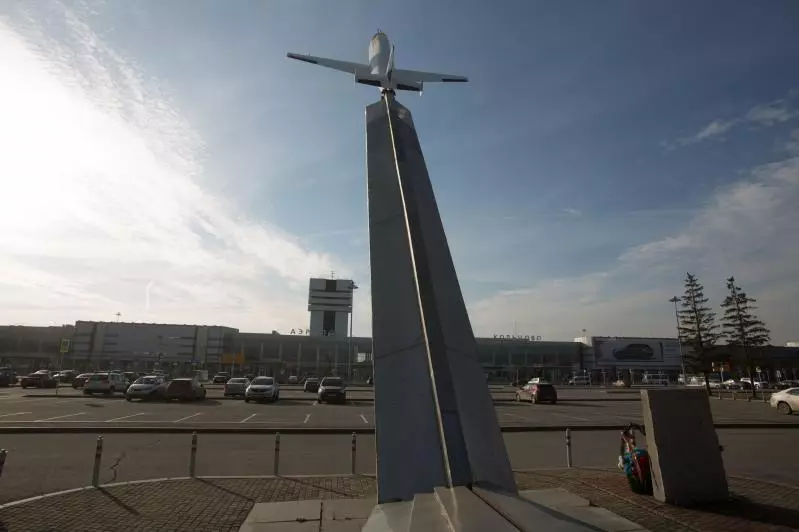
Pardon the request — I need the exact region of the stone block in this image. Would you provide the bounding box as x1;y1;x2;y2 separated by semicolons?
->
322;498;376;521
519;488;591;508
641;389;728;505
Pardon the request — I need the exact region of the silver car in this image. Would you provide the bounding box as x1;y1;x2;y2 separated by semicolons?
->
245;377;279;403
769;387;799;415
125;375;166;401
224;377;250;398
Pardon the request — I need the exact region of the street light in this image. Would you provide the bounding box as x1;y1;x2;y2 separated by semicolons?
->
348;281;359;380
669;296;688;385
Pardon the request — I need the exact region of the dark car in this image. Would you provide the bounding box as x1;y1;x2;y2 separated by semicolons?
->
515;382;557;404
212;372;231;384
317;377;346;404
164;378;207;401
56;370;76;383
20;372;58;389
304;377;320;393
0;367;16;387
775;380;799;390
612;343;655;361
72;373;93;389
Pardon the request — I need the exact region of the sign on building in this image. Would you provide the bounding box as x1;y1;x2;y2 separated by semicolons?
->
592;337;682;368
59;338;71;353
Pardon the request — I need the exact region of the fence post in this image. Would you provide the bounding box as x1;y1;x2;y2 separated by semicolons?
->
0;449;7;480
762;391;768;403
351;432;357;475
273;432;280;476
92;436;103;487
189;432;198;478
565;428;572;468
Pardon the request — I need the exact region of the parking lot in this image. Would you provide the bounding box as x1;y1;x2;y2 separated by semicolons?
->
0;384;796;429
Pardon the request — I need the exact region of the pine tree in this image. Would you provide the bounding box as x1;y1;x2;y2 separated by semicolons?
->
678;273;720;392
720;276;771;396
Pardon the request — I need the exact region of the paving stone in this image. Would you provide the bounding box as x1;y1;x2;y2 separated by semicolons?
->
322;498;376;521
245;500;321;523
519;488;592;508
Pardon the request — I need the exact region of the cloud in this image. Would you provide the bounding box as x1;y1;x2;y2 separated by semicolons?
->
0;3;347;332
468;152;799;344
562;208;582;217
674;93;799;146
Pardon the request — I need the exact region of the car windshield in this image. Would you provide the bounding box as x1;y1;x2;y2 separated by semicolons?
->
229;378;248;383
135;377;161;385
252;377;273;385
322;378;343;386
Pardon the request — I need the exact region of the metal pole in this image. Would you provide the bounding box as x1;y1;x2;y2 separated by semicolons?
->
92;436;103;487
189;432;198;477
565;428;572;468
0;449;7;479
351;432;357;474
273;432;280;476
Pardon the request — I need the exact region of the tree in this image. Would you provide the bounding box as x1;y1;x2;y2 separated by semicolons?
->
720;276;771;397
678;273;720;392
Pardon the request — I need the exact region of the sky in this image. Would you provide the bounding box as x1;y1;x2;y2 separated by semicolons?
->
1;0;798;344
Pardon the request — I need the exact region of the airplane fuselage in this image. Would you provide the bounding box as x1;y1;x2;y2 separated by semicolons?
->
368;32;392;77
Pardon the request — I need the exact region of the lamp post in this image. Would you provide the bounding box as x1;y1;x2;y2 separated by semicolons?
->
348;281;359;380
669;296;688;385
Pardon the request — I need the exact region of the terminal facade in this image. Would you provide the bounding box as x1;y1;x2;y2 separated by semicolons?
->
2;322;798;383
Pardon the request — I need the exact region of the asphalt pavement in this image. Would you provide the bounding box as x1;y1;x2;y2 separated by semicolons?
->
0;384;796;430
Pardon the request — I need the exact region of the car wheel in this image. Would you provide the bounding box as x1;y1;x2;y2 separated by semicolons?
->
83;390;91;395
551;400;557;405
777;402;793;415
531;395;538;404
106;387;114;395
274;394;279;402
245;398;250;403
125;396;132;402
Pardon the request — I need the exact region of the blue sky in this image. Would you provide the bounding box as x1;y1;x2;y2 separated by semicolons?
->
1;0;798;343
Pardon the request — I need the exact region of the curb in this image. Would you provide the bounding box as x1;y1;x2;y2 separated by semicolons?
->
0;422;797;434
18;394;643;403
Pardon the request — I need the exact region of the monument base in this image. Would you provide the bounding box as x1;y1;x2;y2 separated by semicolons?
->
642;389;729;505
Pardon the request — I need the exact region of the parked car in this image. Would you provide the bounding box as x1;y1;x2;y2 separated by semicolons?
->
740;378;764;390
515;382;558;404
642;374;669;386
123;372;137;385
769;388;799;415
224;377;250;397
56;370;77;383
287;375;299;384
0;367;16;387
304;377;320;393
317;377;346;404
72;373;93;389
567;376;590;386
84;372;129;395
774;380;799;390
20;372;58;389
164;378;207;401
125;375;167;401
245;376;280;403
212;372;231;384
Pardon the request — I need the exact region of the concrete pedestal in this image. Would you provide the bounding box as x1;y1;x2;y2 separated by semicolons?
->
366;93;515;503
641;389;728;505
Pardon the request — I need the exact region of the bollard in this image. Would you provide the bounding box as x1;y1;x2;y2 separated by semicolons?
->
92;436;103;487
732;391;736;401
0;449;7;480
565;428;572;468
351;432;357;475
189;432;198;478
273;432;280;476
762;392;768;403
717;390;723;400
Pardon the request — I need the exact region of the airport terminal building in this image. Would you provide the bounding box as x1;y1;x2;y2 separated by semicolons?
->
2;279;797;382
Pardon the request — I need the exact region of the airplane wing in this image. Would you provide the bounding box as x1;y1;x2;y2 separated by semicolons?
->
286;53;371;76
392;68;468;83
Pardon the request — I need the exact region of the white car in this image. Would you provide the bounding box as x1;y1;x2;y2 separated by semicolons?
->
769;388;799;415
740;378;764;390
84;372;129;395
245;376;280;403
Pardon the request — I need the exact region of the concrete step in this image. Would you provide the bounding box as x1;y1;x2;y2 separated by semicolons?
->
520;489;649;531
